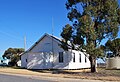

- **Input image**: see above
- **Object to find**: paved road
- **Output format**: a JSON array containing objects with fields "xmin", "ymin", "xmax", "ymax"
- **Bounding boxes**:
[
  {"xmin": 0, "ymin": 74, "xmax": 52, "ymax": 82},
  {"xmin": 0, "ymin": 73, "xmax": 118, "ymax": 82}
]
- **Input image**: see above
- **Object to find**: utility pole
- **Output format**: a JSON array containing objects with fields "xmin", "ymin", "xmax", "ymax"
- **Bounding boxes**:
[{"xmin": 24, "ymin": 36, "xmax": 26, "ymax": 51}]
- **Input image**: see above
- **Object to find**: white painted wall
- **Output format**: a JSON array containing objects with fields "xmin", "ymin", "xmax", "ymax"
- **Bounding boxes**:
[
  {"xmin": 27, "ymin": 52, "xmax": 53, "ymax": 69},
  {"xmin": 25, "ymin": 50, "xmax": 90, "ymax": 69},
  {"xmin": 68, "ymin": 50, "xmax": 90, "ymax": 69}
]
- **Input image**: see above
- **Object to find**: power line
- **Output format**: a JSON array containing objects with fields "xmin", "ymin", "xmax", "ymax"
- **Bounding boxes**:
[
  {"xmin": 0, "ymin": 30, "xmax": 35, "ymax": 44},
  {"xmin": 0, "ymin": 30, "xmax": 40, "ymax": 50},
  {"xmin": 0, "ymin": 30, "xmax": 23, "ymax": 41}
]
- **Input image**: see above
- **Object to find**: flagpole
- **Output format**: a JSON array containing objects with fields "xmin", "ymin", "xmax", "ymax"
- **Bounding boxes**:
[{"xmin": 52, "ymin": 17, "xmax": 54, "ymax": 69}]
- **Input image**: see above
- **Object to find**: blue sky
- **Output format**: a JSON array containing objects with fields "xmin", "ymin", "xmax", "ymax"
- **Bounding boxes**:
[
  {"xmin": 0, "ymin": 0, "xmax": 120, "ymax": 59},
  {"xmin": 0, "ymin": 0, "xmax": 70, "ymax": 58}
]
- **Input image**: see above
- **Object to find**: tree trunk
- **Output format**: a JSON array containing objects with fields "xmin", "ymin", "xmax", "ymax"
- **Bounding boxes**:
[{"xmin": 89, "ymin": 56, "xmax": 96, "ymax": 73}]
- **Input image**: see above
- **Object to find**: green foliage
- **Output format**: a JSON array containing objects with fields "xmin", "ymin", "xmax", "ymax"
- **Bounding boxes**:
[
  {"xmin": 83, "ymin": 42, "xmax": 104, "ymax": 57},
  {"xmin": 2, "ymin": 48, "xmax": 24, "ymax": 66},
  {"xmin": 105, "ymin": 38, "xmax": 120, "ymax": 56},
  {"xmin": 61, "ymin": 24, "xmax": 73, "ymax": 50},
  {"xmin": 73, "ymin": 35, "xmax": 84, "ymax": 45},
  {"xmin": 61, "ymin": 24, "xmax": 73, "ymax": 42}
]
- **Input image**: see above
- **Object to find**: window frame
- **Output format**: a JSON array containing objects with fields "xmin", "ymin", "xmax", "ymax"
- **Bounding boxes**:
[
  {"xmin": 79, "ymin": 53, "xmax": 81, "ymax": 63},
  {"xmin": 85, "ymin": 56, "xmax": 87, "ymax": 63},
  {"xmin": 59, "ymin": 52, "xmax": 64, "ymax": 63}
]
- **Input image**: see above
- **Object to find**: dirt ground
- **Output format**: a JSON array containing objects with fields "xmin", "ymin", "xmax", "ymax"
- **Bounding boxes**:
[{"xmin": 0, "ymin": 67, "xmax": 120, "ymax": 81}]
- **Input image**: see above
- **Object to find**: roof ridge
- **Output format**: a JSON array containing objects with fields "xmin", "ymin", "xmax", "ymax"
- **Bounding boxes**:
[
  {"xmin": 45, "ymin": 33, "xmax": 62, "ymax": 41},
  {"xmin": 23, "ymin": 33, "xmax": 62, "ymax": 53}
]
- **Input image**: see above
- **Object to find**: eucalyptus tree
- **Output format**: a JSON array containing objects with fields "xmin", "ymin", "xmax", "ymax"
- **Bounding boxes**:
[{"xmin": 61, "ymin": 0, "xmax": 120, "ymax": 72}]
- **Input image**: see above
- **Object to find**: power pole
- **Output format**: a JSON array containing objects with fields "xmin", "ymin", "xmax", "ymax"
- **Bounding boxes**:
[{"xmin": 24, "ymin": 36, "xmax": 26, "ymax": 51}]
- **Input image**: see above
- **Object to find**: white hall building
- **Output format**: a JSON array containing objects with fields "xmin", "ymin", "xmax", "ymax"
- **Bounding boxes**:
[{"xmin": 21, "ymin": 33, "xmax": 90, "ymax": 69}]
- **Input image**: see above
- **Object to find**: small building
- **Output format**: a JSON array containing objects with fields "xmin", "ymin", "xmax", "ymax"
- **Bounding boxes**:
[
  {"xmin": 21, "ymin": 33, "xmax": 90, "ymax": 69},
  {"xmin": 17, "ymin": 60, "xmax": 21, "ymax": 67},
  {"xmin": 106, "ymin": 57, "xmax": 120, "ymax": 69}
]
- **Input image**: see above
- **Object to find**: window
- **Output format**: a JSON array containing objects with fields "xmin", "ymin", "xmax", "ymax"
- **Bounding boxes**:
[
  {"xmin": 73, "ymin": 53, "xmax": 75, "ymax": 62},
  {"xmin": 26, "ymin": 59, "xmax": 27, "ymax": 62},
  {"xmin": 59, "ymin": 52, "xmax": 63, "ymax": 63},
  {"xmin": 85, "ymin": 56, "xmax": 87, "ymax": 63},
  {"xmin": 79, "ymin": 54, "xmax": 81, "ymax": 63}
]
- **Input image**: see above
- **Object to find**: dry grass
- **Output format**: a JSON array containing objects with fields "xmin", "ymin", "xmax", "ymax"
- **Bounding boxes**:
[
  {"xmin": 0, "ymin": 67, "xmax": 120, "ymax": 81},
  {"xmin": 57, "ymin": 68, "xmax": 120, "ymax": 81}
]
